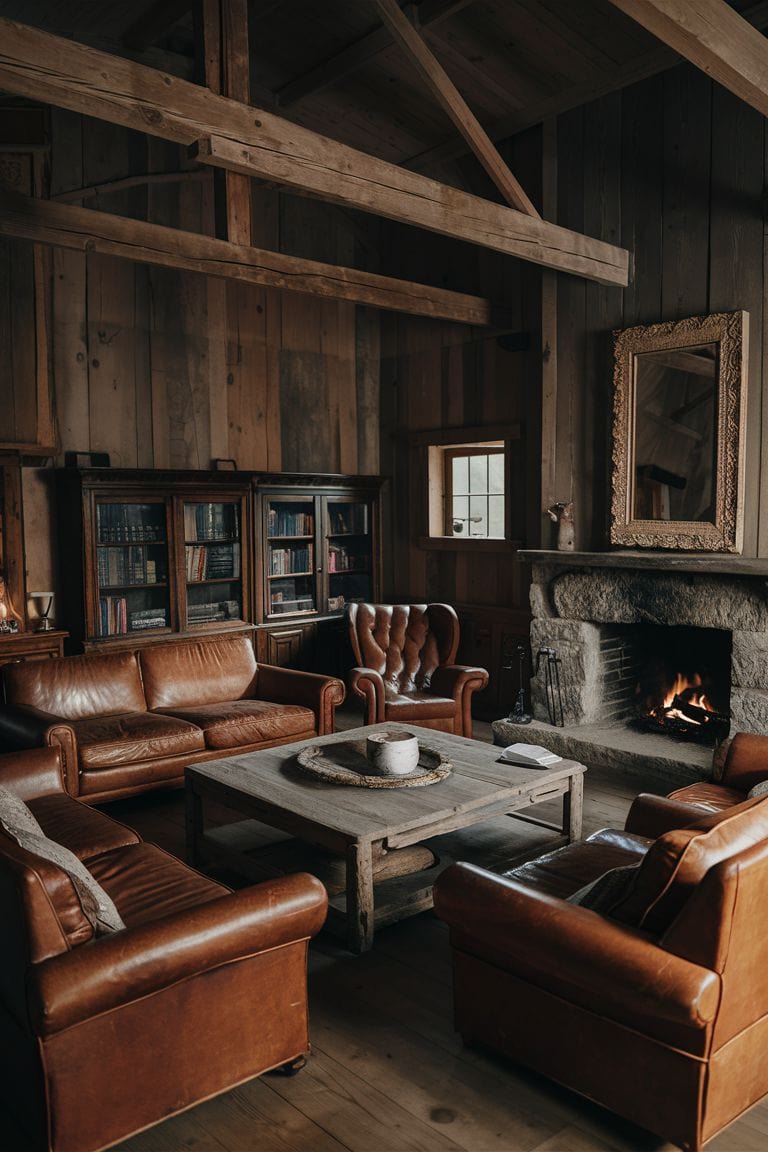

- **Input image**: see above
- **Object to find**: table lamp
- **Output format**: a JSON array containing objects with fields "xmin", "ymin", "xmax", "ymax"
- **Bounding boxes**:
[{"xmin": 29, "ymin": 591, "xmax": 55, "ymax": 632}]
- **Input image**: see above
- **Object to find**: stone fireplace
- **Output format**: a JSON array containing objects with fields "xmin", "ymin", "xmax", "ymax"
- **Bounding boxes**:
[{"xmin": 494, "ymin": 551, "xmax": 768, "ymax": 785}]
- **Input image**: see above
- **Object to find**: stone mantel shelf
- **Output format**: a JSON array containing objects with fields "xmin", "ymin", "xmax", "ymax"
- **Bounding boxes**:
[{"xmin": 519, "ymin": 550, "xmax": 768, "ymax": 577}]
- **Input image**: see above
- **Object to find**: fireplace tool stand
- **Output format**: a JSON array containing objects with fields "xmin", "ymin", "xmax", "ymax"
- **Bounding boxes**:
[
  {"xmin": 506, "ymin": 645, "xmax": 532, "ymax": 724},
  {"xmin": 536, "ymin": 646, "xmax": 564, "ymax": 727}
]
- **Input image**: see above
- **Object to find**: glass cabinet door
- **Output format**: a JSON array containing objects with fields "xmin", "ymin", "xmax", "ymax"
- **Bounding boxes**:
[
  {"xmin": 325, "ymin": 498, "xmax": 373, "ymax": 614},
  {"xmin": 95, "ymin": 500, "xmax": 171, "ymax": 636},
  {"xmin": 182, "ymin": 500, "xmax": 243, "ymax": 628},
  {"xmin": 265, "ymin": 497, "xmax": 317, "ymax": 616}
]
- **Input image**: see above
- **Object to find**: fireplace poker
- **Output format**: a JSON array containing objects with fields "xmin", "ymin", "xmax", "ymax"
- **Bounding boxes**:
[
  {"xmin": 536, "ymin": 646, "xmax": 564, "ymax": 727},
  {"xmin": 507, "ymin": 645, "xmax": 532, "ymax": 724}
]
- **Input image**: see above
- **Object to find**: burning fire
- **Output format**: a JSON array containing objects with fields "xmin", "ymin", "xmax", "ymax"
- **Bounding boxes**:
[{"xmin": 660, "ymin": 673, "xmax": 714, "ymax": 726}]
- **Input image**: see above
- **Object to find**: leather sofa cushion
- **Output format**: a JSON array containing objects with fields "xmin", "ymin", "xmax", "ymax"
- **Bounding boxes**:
[
  {"xmin": 140, "ymin": 634, "xmax": 258, "ymax": 711},
  {"xmin": 667, "ymin": 782, "xmax": 745, "ymax": 812},
  {"xmin": 156, "ymin": 700, "xmax": 316, "ymax": 750},
  {"xmin": 29, "ymin": 794, "xmax": 140, "ymax": 859},
  {"xmin": 503, "ymin": 827, "xmax": 651, "ymax": 901},
  {"xmin": 75, "ymin": 713, "xmax": 205, "ymax": 770},
  {"xmin": 3, "ymin": 649, "xmax": 146, "ymax": 720},
  {"xmin": 87, "ymin": 842, "xmax": 228, "ymax": 926},
  {"xmin": 383, "ymin": 690, "xmax": 456, "ymax": 718},
  {"xmin": 612, "ymin": 795, "xmax": 768, "ymax": 935}
]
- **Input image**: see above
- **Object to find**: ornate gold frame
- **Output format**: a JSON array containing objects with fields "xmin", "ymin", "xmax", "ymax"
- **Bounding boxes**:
[{"xmin": 610, "ymin": 310, "xmax": 748, "ymax": 552}]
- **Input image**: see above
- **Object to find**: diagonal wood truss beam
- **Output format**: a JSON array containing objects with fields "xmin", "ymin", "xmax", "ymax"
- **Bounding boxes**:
[
  {"xmin": 0, "ymin": 190, "xmax": 506, "ymax": 326},
  {"xmin": 606, "ymin": 0, "xmax": 768, "ymax": 117},
  {"xmin": 372, "ymin": 0, "xmax": 539, "ymax": 216},
  {"xmin": 0, "ymin": 17, "xmax": 628, "ymax": 286},
  {"xmin": 276, "ymin": 0, "xmax": 476, "ymax": 108}
]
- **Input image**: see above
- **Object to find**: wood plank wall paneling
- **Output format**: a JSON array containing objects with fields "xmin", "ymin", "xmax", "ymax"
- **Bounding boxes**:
[
  {"xmin": 709, "ymin": 88, "xmax": 764, "ymax": 558},
  {"xmin": 19, "ymin": 110, "xmax": 378, "ymax": 478},
  {"xmin": 556, "ymin": 60, "xmax": 767, "ymax": 557}
]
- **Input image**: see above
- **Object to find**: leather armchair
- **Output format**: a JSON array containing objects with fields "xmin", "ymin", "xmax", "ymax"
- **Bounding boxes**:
[
  {"xmin": 347, "ymin": 603, "xmax": 488, "ymax": 738},
  {"xmin": 661, "ymin": 731, "xmax": 768, "ymax": 814},
  {"xmin": 434, "ymin": 793, "xmax": 768, "ymax": 1152}
]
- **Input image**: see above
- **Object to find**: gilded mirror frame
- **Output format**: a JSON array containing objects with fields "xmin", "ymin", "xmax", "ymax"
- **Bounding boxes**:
[{"xmin": 610, "ymin": 310, "xmax": 748, "ymax": 552}]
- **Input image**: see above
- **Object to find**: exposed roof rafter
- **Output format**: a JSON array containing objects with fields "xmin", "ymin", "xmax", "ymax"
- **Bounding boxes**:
[
  {"xmin": 605, "ymin": 0, "xmax": 768, "ymax": 117},
  {"xmin": 372, "ymin": 0, "xmax": 540, "ymax": 217}
]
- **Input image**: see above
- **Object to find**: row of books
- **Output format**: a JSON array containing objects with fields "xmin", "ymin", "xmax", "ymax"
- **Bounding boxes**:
[
  {"xmin": 269, "ymin": 545, "xmax": 312, "ymax": 575},
  {"xmin": 98, "ymin": 598, "xmax": 168, "ymax": 636},
  {"xmin": 97, "ymin": 503, "xmax": 165, "ymax": 544},
  {"xmin": 185, "ymin": 543, "xmax": 241, "ymax": 582},
  {"xmin": 267, "ymin": 507, "xmax": 314, "ymax": 537},
  {"xmin": 98, "ymin": 546, "xmax": 162, "ymax": 588},
  {"xmin": 187, "ymin": 599, "xmax": 241, "ymax": 623},
  {"xmin": 328, "ymin": 545, "xmax": 368, "ymax": 573},
  {"xmin": 184, "ymin": 503, "xmax": 240, "ymax": 543}
]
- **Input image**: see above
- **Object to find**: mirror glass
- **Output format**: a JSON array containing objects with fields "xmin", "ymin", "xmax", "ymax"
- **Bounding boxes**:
[
  {"xmin": 632, "ymin": 343, "xmax": 718, "ymax": 522},
  {"xmin": 610, "ymin": 311, "xmax": 747, "ymax": 552}
]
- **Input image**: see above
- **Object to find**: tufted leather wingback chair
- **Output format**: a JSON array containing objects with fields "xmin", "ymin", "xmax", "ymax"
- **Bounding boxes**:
[{"xmin": 347, "ymin": 603, "xmax": 489, "ymax": 738}]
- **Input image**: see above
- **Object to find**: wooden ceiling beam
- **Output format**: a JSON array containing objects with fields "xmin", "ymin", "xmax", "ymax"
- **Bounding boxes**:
[
  {"xmin": 0, "ymin": 190, "xmax": 504, "ymax": 326},
  {"xmin": 405, "ymin": 0, "xmax": 768, "ymax": 174},
  {"xmin": 605, "ymin": 0, "xmax": 768, "ymax": 118},
  {"xmin": 372, "ymin": 0, "xmax": 539, "ymax": 217},
  {"xmin": 275, "ymin": 0, "xmax": 476, "ymax": 108},
  {"xmin": 0, "ymin": 17, "xmax": 629, "ymax": 285}
]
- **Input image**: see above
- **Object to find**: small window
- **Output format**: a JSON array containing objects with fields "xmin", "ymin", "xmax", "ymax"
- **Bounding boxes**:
[
  {"xmin": 425, "ymin": 436, "xmax": 509, "ymax": 541},
  {"xmin": 444, "ymin": 446, "xmax": 505, "ymax": 538}
]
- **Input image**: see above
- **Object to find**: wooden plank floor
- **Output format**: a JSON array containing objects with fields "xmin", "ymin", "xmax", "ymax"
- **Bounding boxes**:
[{"xmin": 6, "ymin": 719, "xmax": 768, "ymax": 1152}]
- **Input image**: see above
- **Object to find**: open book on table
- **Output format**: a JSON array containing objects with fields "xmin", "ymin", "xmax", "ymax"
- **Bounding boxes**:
[{"xmin": 497, "ymin": 742, "xmax": 562, "ymax": 769}]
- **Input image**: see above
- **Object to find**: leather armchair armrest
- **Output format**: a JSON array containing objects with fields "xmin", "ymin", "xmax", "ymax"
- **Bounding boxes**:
[
  {"xmin": 624, "ymin": 793, "xmax": 705, "ymax": 838},
  {"xmin": 0, "ymin": 706, "xmax": 79, "ymax": 795},
  {"xmin": 31, "ymin": 872, "xmax": 328, "ymax": 1036},
  {"xmin": 430, "ymin": 664, "xmax": 489, "ymax": 699},
  {"xmin": 433, "ymin": 862, "xmax": 719, "ymax": 1033},
  {"xmin": 0, "ymin": 746, "xmax": 66, "ymax": 800},
  {"xmin": 255, "ymin": 665, "xmax": 345, "ymax": 735},
  {"xmin": 348, "ymin": 667, "xmax": 385, "ymax": 724}
]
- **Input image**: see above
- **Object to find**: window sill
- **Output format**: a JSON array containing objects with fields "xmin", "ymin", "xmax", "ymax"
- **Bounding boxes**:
[{"xmin": 417, "ymin": 536, "xmax": 523, "ymax": 553}]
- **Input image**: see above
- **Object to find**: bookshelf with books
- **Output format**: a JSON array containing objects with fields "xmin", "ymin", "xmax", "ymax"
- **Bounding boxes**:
[
  {"xmin": 254, "ymin": 476, "xmax": 383, "ymax": 671},
  {"xmin": 55, "ymin": 470, "xmax": 252, "ymax": 652}
]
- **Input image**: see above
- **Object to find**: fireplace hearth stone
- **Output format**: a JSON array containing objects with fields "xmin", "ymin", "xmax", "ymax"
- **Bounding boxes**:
[
  {"xmin": 519, "ymin": 550, "xmax": 768, "ymax": 752},
  {"xmin": 492, "ymin": 717, "xmax": 710, "ymax": 789}
]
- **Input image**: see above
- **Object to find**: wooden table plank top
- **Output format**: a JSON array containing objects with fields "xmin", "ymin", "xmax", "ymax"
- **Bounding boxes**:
[{"xmin": 187, "ymin": 723, "xmax": 586, "ymax": 843}]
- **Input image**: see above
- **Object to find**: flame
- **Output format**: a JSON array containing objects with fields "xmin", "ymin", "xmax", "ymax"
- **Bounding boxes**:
[{"xmin": 659, "ymin": 672, "xmax": 714, "ymax": 726}]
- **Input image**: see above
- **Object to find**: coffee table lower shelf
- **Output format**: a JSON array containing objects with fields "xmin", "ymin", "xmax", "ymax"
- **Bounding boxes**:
[{"xmin": 192, "ymin": 809, "xmax": 575, "ymax": 946}]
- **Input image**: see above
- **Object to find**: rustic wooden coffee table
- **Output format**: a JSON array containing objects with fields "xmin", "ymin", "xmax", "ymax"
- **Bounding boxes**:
[{"xmin": 185, "ymin": 723, "xmax": 585, "ymax": 953}]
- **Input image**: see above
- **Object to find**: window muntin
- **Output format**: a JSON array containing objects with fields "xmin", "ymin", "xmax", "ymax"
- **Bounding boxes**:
[{"xmin": 443, "ymin": 445, "xmax": 505, "ymax": 539}]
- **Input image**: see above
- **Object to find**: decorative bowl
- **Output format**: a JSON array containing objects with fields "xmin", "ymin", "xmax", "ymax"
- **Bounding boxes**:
[{"xmin": 365, "ymin": 730, "xmax": 421, "ymax": 775}]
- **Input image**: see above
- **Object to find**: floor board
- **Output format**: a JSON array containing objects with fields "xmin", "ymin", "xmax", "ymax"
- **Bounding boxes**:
[{"xmin": 5, "ymin": 719, "xmax": 768, "ymax": 1151}]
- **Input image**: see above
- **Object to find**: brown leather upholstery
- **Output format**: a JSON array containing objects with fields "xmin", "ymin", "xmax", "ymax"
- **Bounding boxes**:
[
  {"xmin": 434, "ymin": 794, "xmax": 768, "ymax": 1152},
  {"xmin": 347, "ymin": 603, "xmax": 488, "ymax": 738},
  {"xmin": 640, "ymin": 732, "xmax": 768, "ymax": 818},
  {"xmin": 0, "ymin": 746, "xmax": 328, "ymax": 1152},
  {"xmin": 0, "ymin": 633, "xmax": 345, "ymax": 802}
]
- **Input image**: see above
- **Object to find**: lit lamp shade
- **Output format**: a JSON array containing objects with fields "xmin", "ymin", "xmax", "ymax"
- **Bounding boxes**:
[{"xmin": 29, "ymin": 592, "xmax": 55, "ymax": 632}]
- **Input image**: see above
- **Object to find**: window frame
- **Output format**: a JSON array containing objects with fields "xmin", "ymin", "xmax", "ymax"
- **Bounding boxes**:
[
  {"xmin": 409, "ymin": 424, "xmax": 522, "ymax": 552},
  {"xmin": 442, "ymin": 444, "xmax": 506, "ymax": 539}
]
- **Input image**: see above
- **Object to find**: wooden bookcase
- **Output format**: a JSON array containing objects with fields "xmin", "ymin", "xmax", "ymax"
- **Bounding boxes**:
[
  {"xmin": 56, "ymin": 469, "xmax": 252, "ymax": 651},
  {"xmin": 56, "ymin": 469, "xmax": 383, "ymax": 670},
  {"xmin": 253, "ymin": 473, "xmax": 383, "ymax": 673}
]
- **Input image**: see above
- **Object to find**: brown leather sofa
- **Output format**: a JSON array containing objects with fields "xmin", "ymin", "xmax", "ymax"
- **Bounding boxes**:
[
  {"xmin": 347, "ymin": 602, "xmax": 488, "ymax": 738},
  {"xmin": 0, "ymin": 632, "xmax": 345, "ymax": 802},
  {"xmin": 0, "ymin": 745, "xmax": 327, "ymax": 1152},
  {"xmin": 434, "ymin": 792, "xmax": 768, "ymax": 1152}
]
